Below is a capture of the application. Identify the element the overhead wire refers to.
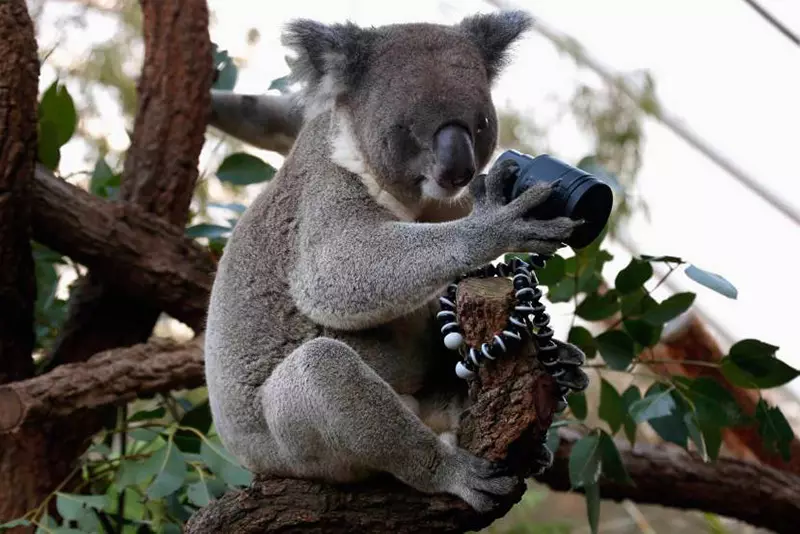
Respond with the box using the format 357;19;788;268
742;0;800;48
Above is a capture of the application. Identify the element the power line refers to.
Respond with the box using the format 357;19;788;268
484;0;800;227
743;0;800;48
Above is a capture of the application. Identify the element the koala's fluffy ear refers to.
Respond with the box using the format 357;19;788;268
281;19;374;116
459;10;533;81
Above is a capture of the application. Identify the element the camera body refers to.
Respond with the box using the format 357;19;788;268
492;150;614;250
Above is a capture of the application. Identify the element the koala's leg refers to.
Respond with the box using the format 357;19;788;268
261;337;520;512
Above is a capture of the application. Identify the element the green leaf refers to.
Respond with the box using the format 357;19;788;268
620;288;658;318
700;421;723;461
533;253;566;285
185;223;232;240
545;428;561;455
55;493;109;521
568;326;597;359
623;319;662;347
175;401;212;454
129;426;165;442
567;391;587;420
146;442;188;499
615;259;653;294
584;482;600;534
39;81;77;147
598;379;625;434
721;339;797;389
629;384;676;423
598;431;632;485
200;441;254;488
209;202;247;215
595;330;635;371
216;153;276;186
684;264;737;299
128;407;166;422
37;120;61;170
684;412;707;460
268;75;290;93
643;384;689;447
568;434;602;488
683;377;744;427
576;290;620;321
187;481;213;507
755;399;793;461
89;157;120;199
642;292;695;326
212;44;238;91
621;386;641;444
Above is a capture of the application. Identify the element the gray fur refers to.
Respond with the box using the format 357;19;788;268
205;11;582;513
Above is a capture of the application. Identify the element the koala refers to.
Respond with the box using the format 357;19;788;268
204;10;585;513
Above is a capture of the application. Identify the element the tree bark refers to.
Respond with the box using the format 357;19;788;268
0;336;204;432
50;0;213;365
0;0;38;384
0;0;213;523
31;166;215;332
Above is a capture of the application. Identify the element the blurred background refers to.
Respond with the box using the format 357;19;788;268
25;0;800;531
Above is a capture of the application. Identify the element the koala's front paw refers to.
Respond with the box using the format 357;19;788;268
442;448;523;513
470;160;582;255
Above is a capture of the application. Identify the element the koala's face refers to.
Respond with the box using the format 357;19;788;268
347;25;498;202
282;11;532;205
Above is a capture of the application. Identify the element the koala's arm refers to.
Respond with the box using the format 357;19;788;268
209;90;303;155
290;164;579;331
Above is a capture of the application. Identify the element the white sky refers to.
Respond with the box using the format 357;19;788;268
40;0;800;396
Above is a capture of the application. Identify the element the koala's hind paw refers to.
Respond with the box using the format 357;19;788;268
529;440;555;476
446;450;523;513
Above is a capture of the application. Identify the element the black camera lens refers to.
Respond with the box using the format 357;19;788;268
493;150;613;249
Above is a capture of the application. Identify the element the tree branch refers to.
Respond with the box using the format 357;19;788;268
0;0;39;384
538;428;800;534
48;0;214;366
0;337;204;432
30;165;215;332
209;90;302;155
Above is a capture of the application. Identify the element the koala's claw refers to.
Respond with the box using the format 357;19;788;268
555;367;590;392
448;450;523;513
529;441;554;476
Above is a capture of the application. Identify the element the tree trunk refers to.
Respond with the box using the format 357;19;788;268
0;0;38;385
0;0;213;522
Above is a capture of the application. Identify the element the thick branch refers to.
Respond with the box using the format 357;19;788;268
538;428;800;534
209;90;302;155
30;166;215;331
49;0;214;365
0;0;39;384
0;337;204;432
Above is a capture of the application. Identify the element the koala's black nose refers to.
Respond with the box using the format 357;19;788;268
433;123;476;188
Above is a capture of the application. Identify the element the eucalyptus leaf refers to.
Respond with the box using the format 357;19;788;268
217;153;276;186
615;258;653;294
684;413;707;461
645;385;689;447
187;480;214;507
685;264;737;299
55;493;109;521
268;75;290;93
38;120;61;170
598;379;625;434
642;292;695;326
595;330;635;371
623;319;662;347
568;434;602;488
567;391;588;420
620;288;658;318
0;519;31;531
568;326;597;359
621;386;641;444
629;384;676;423
598;431;632;484
212;44;238;91
585;482;600;534
721;339;797;389
128;407;166;422
533;253;566;286
175;401;213;454
39;81;77;147
638;254;684;264
755;399;793;461
146;442;188;499
576;290;620;321
89;157;120;199
684;377;743;427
